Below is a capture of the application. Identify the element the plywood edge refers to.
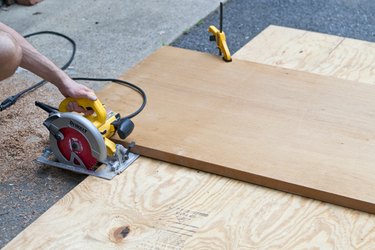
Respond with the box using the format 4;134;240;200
262;25;374;45
262;25;347;40
116;140;375;214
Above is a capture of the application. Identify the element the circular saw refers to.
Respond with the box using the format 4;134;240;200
35;97;139;180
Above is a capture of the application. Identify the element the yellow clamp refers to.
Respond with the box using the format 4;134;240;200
208;25;232;62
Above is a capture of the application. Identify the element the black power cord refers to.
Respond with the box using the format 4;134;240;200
0;31;146;119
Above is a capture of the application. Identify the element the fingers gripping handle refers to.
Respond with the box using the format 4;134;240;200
59;97;107;127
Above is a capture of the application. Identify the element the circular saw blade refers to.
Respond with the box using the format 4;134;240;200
57;127;98;170
49;113;107;170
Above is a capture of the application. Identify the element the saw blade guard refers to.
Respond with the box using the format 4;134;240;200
49;112;107;169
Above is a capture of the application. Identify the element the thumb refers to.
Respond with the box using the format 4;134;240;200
87;91;97;101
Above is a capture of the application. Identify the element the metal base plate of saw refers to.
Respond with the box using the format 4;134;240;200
37;146;139;180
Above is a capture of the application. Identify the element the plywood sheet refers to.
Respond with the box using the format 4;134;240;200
5;157;375;249
99;46;375;213
235;25;375;85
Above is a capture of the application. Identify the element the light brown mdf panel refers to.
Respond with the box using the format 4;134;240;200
98;46;375;213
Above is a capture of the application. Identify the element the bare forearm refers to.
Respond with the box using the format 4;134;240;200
0;22;95;101
0;22;69;89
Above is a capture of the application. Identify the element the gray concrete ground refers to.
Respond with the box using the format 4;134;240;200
0;0;221;247
1;0;375;247
1;0;222;80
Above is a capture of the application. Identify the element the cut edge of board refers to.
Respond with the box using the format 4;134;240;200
117;140;375;214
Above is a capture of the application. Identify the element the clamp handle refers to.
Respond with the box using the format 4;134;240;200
59;97;107;128
208;2;232;62
208;25;232;62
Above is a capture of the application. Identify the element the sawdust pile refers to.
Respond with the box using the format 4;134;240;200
0;72;91;247
0;73;63;182
0;37;102;246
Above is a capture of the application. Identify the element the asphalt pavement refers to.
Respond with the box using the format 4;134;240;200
173;0;375;55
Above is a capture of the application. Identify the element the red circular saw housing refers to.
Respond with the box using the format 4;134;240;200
57;127;98;170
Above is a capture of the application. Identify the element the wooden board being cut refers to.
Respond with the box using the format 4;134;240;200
99;46;375;213
5;26;375;249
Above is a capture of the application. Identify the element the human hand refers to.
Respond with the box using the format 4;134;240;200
58;78;97;115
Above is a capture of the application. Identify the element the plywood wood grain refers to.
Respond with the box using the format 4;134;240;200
97;46;375;213
235;25;375;85
5;157;375;249
235;25;344;73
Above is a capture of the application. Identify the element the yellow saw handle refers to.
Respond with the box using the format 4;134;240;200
58;97;107;128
